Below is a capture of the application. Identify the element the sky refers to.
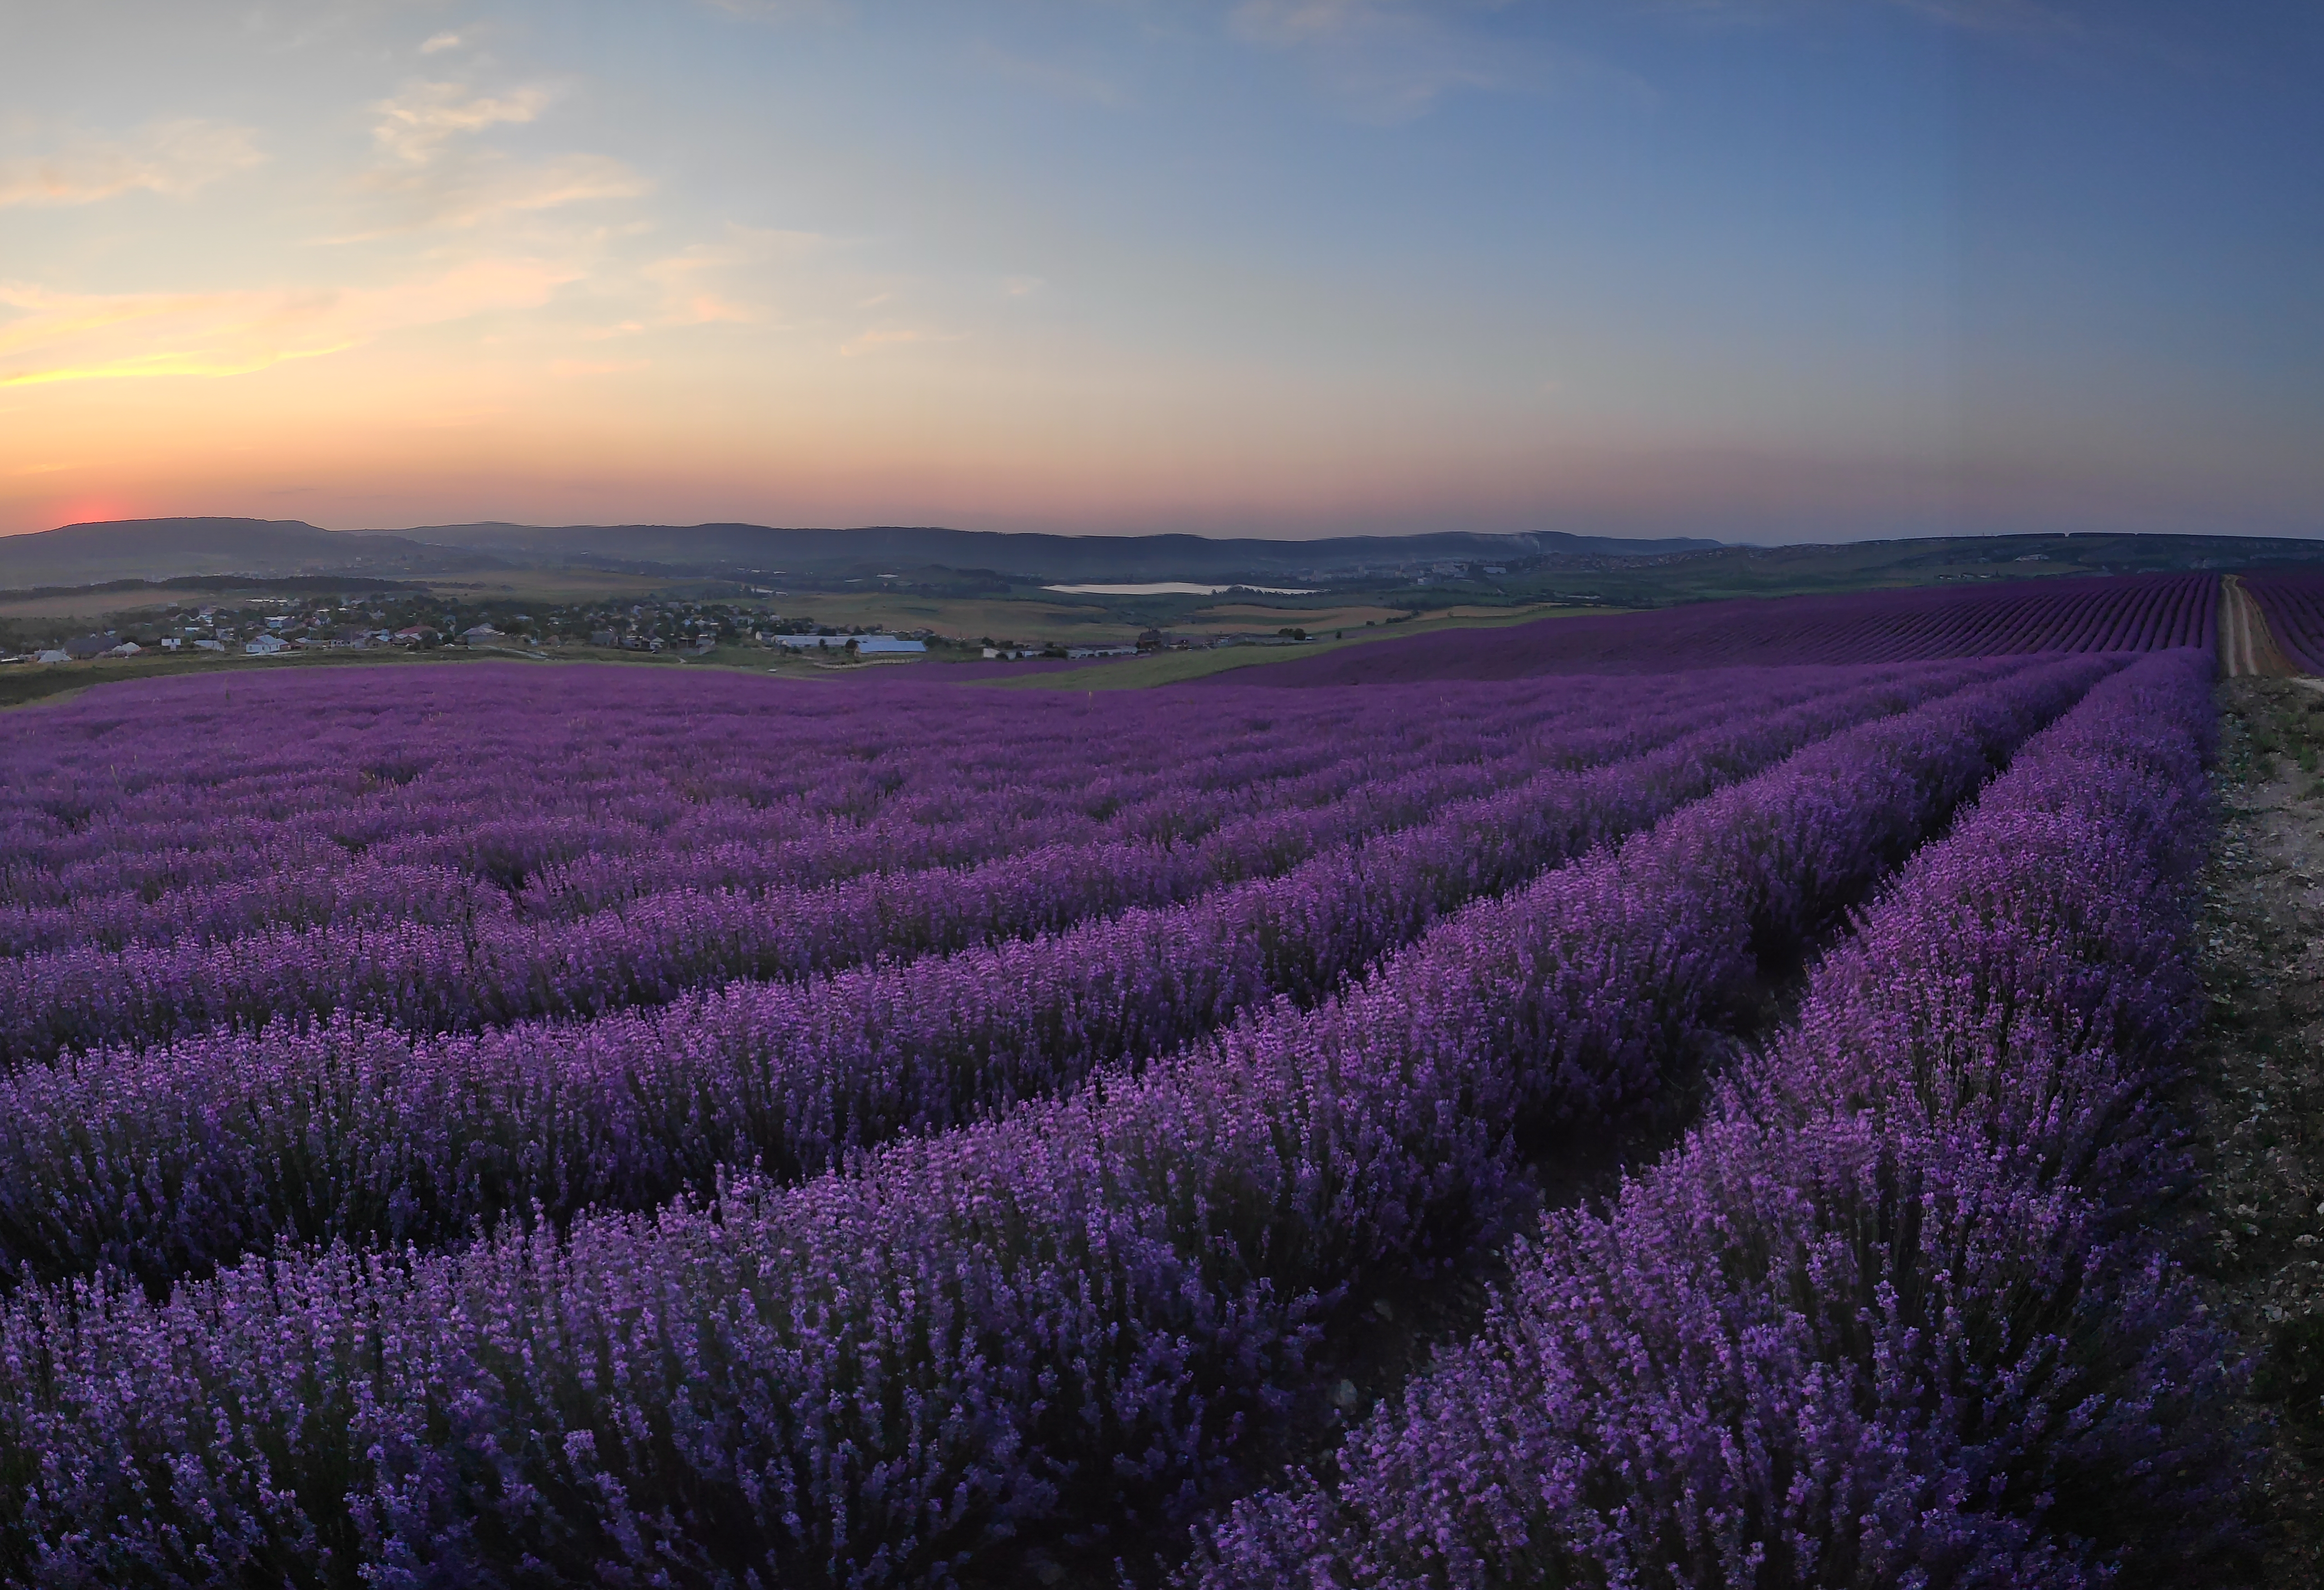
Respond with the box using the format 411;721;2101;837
0;0;2317;544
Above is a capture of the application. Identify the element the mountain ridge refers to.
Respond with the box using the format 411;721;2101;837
9;517;2324;596
0;518;1716;588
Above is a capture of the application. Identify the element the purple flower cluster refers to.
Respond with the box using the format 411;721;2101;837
1247;573;2218;686
0;655;2109;1586
2;667;1710;1062
1188;649;2257;1588
0;658;2008;1287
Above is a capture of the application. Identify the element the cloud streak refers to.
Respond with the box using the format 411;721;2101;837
370;83;552;164
549;357;650;377
0;120;264;208
1650;0;2088;43
970;43;1129;108
1229;0;1611;123
0;260;578;387
840;325;966;356
639;226;832;326
329;152;651;238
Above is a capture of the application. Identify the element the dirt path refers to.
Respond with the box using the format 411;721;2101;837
2221;574;2305;679
2188;679;2324;1583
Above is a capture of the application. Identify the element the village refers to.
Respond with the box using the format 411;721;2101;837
4;593;952;667
0;587;1359;674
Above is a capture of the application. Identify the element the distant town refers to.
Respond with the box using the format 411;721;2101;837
3;590;1342;670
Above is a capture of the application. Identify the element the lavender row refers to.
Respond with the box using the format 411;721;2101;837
1253;572;2218;686
0;661;2002;1286
3;664;1634;944
0;713;1541;958
0;656;2111;1586
489;677;1639;919
2244;569;2324;673
1188;651;2255;1589
0;672;1602;951
0;671;1819;1065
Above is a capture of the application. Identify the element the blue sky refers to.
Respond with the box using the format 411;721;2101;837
0;0;2316;541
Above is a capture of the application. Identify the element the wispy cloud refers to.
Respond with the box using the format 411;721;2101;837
840;325;966;356
970;43;1129;108
370;82;551;165
0;259;577;387
0;120;264;208
1230;0;1376;47
1229;0;1577;123
328;151;651;239
420;32;464;55
640;225;829;326
699;0;848;21
1887;0;2086;40
1649;0;2087;43
549;357;649;377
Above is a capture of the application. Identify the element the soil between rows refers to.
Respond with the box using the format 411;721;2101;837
1009;885;1880;1584
2188;678;2324;1585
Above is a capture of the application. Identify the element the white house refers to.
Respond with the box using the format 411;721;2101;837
245;635;289;656
775;634;926;654
195;638;226;652
105;641;141;657
35;648;69;664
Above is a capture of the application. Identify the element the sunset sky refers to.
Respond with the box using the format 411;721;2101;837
0;0;2317;543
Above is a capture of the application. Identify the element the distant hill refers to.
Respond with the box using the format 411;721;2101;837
0;517;1713;588
0;519;506;587
391;522;1719;582
8;516;2322;597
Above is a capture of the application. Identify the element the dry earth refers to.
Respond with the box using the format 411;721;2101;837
2191;677;2324;1583
2220;575;2303;680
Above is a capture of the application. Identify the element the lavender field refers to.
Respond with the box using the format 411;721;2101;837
0;580;2264;1587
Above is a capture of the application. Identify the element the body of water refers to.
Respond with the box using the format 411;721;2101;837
1042;582;1319;597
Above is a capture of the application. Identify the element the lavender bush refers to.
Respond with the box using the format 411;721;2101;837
0;668;1856;1062
0;656;2008;1286
0;655;2107;1586
3;664;1596;955
1187;650;2258;1589
1248;573;2217;686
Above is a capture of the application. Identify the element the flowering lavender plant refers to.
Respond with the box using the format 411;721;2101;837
0;655;2110;1586
1187;651;2257;1590
0;658;2013;1288
0;667;1848;1062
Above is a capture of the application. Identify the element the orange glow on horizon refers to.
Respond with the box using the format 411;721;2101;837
0;5;2314;544
40;493;149;530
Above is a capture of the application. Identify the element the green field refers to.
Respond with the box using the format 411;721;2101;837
990;604;1606;690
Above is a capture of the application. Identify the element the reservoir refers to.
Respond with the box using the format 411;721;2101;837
1043;582;1320;596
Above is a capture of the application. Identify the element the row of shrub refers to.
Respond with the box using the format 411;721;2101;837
0;656;2110;1585
1187;649;2255;1587
0;659;2007;1287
